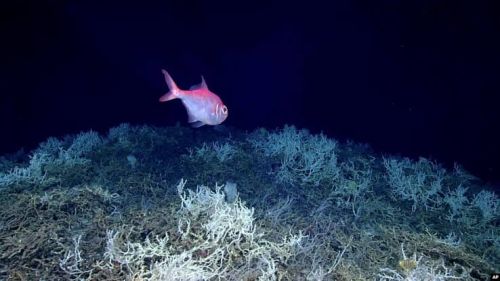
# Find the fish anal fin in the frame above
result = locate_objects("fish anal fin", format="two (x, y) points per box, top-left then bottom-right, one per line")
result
(190, 121), (205, 128)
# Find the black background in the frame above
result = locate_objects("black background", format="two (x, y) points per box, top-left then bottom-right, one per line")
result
(1, 0), (499, 185)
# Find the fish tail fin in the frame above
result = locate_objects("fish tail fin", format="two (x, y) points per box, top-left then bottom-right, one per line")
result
(159, 69), (180, 102)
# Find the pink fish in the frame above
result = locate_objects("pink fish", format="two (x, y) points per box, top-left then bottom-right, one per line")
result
(159, 69), (228, 128)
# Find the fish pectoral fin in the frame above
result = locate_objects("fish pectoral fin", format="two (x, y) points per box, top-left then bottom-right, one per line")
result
(190, 121), (205, 128)
(186, 108), (197, 123)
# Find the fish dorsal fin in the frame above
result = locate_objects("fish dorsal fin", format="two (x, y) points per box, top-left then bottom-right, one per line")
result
(189, 76), (208, 90)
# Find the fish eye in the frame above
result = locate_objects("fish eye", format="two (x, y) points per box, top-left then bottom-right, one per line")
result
(221, 106), (228, 115)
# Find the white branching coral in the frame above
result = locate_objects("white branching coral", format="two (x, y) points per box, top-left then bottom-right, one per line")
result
(103, 179), (304, 280)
